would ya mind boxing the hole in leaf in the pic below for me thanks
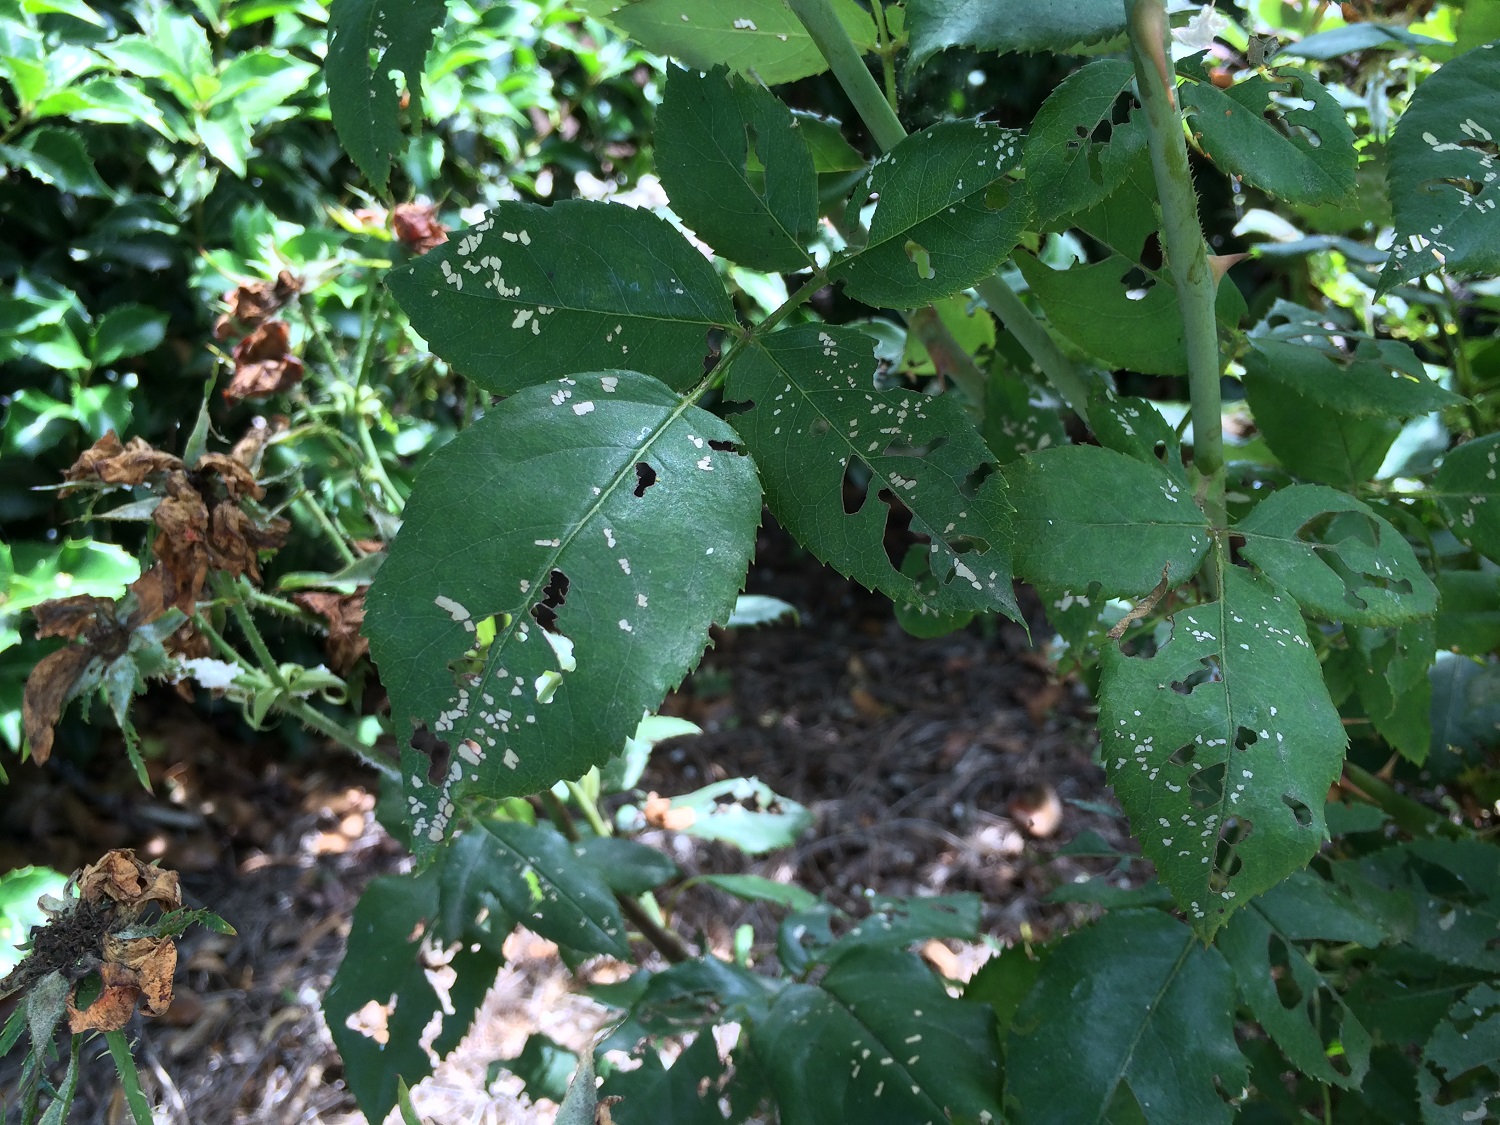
[1152,440,1167,462]
[1170,656,1221,694]
[960,462,996,500]
[1234,726,1259,752]
[529,569,570,633]
[842,457,870,515]
[1189,762,1227,810]
[719,396,754,417]
[945,534,989,555]
[876,487,912,570]
[1209,817,1252,892]
[1282,793,1313,828]
[1268,934,1305,1010]
[707,438,741,454]
[1168,743,1197,768]
[410,721,452,785]
[633,462,657,497]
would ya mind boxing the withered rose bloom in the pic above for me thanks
[393,201,448,254]
[213,270,302,340]
[225,319,304,401]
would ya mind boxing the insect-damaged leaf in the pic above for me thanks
[1236,484,1438,625]
[325,0,447,195]
[326,867,500,1124]
[1099,567,1347,939]
[1380,40,1500,293]
[575,0,877,87]
[1433,432,1500,564]
[1005,445,1211,597]
[829,120,1027,308]
[1179,61,1356,205]
[723,324,1018,622]
[750,947,1005,1125]
[907,0,1126,67]
[655,65,816,273]
[1006,910,1247,1125]
[364,371,760,852]
[388,201,735,395]
[1022,59,1148,229]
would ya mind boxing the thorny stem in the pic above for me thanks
[541,792,693,964]
[788,0,1093,426]
[106,1031,155,1125]
[296,488,358,566]
[904,306,986,411]
[1125,0,1225,483]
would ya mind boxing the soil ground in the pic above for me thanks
[0,530,1140,1123]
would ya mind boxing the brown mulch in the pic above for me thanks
[0,538,1140,1123]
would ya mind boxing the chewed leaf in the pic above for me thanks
[576,0,877,87]
[1022,59,1148,228]
[1007,910,1247,1125]
[750,948,1005,1125]
[830,120,1027,307]
[389,201,735,395]
[1380,40,1500,293]
[1098,567,1346,939]
[364,371,760,853]
[1235,484,1437,625]
[1433,433,1500,564]
[325,0,447,194]
[723,324,1018,621]
[666,777,813,855]
[1180,62,1355,204]
[907,0,1127,66]
[1006,445,1211,597]
[1418,982,1500,1121]
[655,64,816,272]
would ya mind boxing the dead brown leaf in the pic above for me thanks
[68,961,144,1033]
[292,590,369,673]
[225,319,304,401]
[213,270,301,340]
[393,201,448,254]
[22,643,97,765]
[228,415,289,471]
[77,849,182,912]
[196,453,263,502]
[30,595,118,641]
[63,431,182,492]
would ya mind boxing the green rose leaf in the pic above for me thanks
[576,0,877,87]
[1380,41,1500,293]
[1005,445,1211,597]
[830,120,1027,308]
[325,0,448,194]
[1022,59,1148,228]
[654,64,816,272]
[1434,433,1500,564]
[1236,484,1438,625]
[1418,983,1500,1123]
[1007,910,1248,1125]
[1181,63,1356,204]
[364,371,760,853]
[1219,876,1375,1089]
[326,868,501,1125]
[908,0,1126,66]
[1099,567,1347,938]
[723,324,1019,621]
[389,201,736,395]
[750,947,1005,1125]
[665,777,814,855]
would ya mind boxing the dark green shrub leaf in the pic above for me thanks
[1435,572,1500,655]
[1418,983,1500,1124]
[326,869,501,1124]
[1022,59,1147,228]
[325,0,448,194]
[723,324,1018,621]
[1244,304,1459,418]
[1351,621,1436,763]
[1219,883,1374,1088]
[1099,567,1347,938]
[572,836,679,896]
[981,373,1066,466]
[628,957,780,1035]
[389,201,735,395]
[1434,433,1500,563]
[1007,910,1247,1125]
[1429,652,1500,761]
[1280,23,1451,59]
[696,873,820,913]
[364,371,760,850]
[601,1033,727,1125]
[557,1047,600,1125]
[908,0,1126,66]
[1381,41,1500,292]
[655,65,816,273]
[1244,376,1400,489]
[91,305,167,367]
[812,894,981,968]
[463,820,630,957]
[0,127,112,197]
[1006,444,1210,596]
[750,947,1005,1125]
[1090,389,1190,485]
[436,829,517,957]
[668,777,813,854]
[1236,484,1437,625]
[577,0,877,86]
[1180,63,1356,204]
[830,120,1027,307]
